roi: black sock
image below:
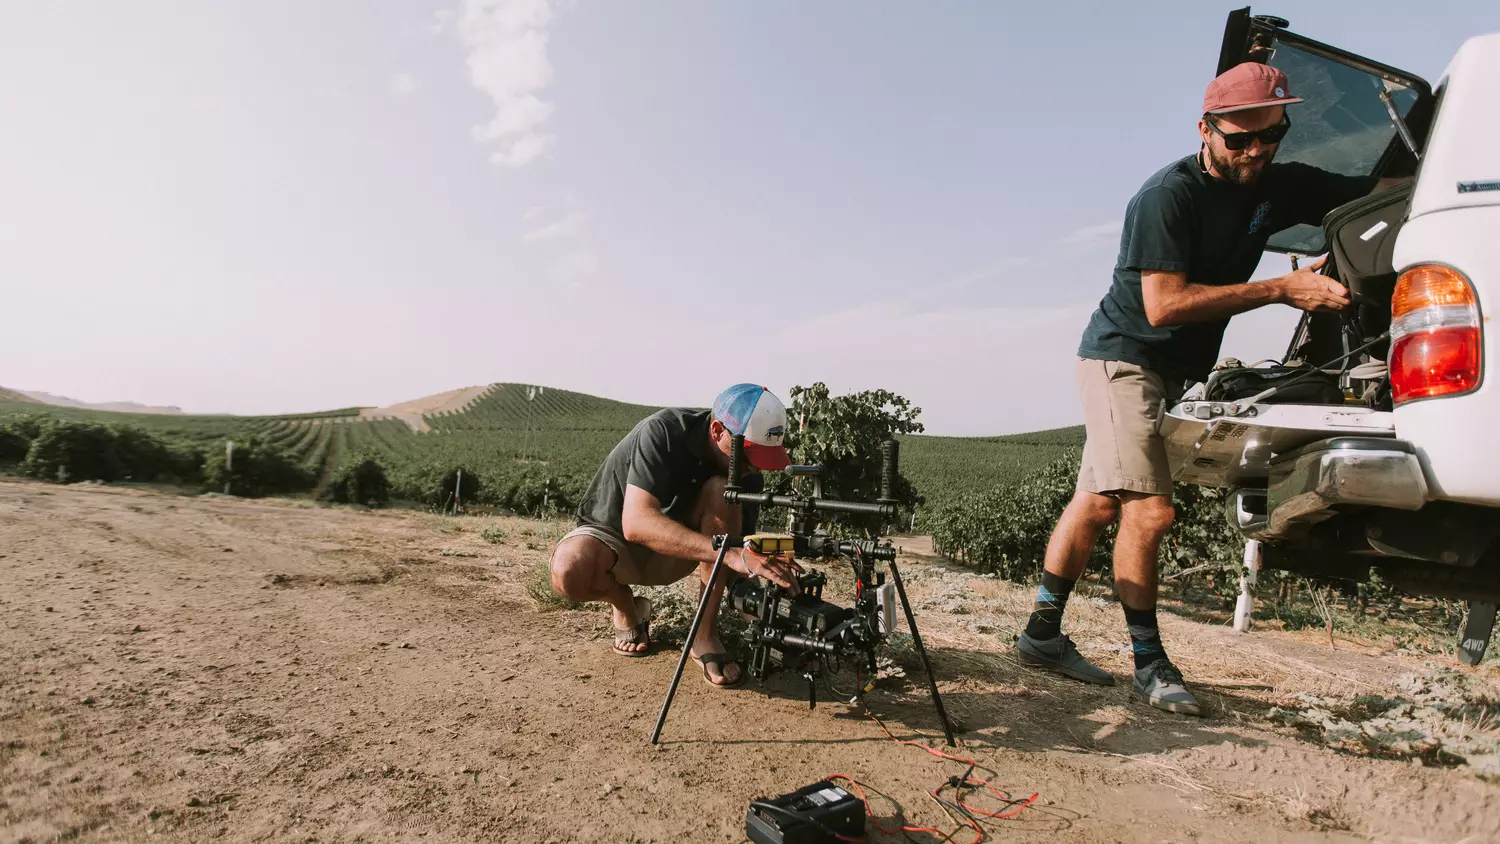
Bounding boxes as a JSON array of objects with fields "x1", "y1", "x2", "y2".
[
  {"x1": 1123, "y1": 605, "x2": 1167, "y2": 670},
  {"x1": 1023, "y1": 571, "x2": 1076, "y2": 641}
]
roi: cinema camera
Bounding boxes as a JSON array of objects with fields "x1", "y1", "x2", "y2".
[{"x1": 649, "y1": 435, "x2": 956, "y2": 746}]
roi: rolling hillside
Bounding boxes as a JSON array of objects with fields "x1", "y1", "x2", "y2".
[
  {"x1": 13, "y1": 389, "x2": 185, "y2": 414},
  {"x1": 0, "y1": 383, "x2": 1081, "y2": 519},
  {"x1": 900, "y1": 426, "x2": 1084, "y2": 519},
  {"x1": 0, "y1": 388, "x2": 41, "y2": 405}
]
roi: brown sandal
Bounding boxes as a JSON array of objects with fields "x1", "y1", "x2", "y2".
[
  {"x1": 691, "y1": 652, "x2": 745, "y2": 689},
  {"x1": 612, "y1": 596, "x2": 652, "y2": 658}
]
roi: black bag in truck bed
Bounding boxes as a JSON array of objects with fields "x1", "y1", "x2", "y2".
[{"x1": 1321, "y1": 180, "x2": 1415, "y2": 358}]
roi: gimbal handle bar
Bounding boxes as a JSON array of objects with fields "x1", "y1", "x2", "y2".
[
  {"x1": 724, "y1": 490, "x2": 895, "y2": 520},
  {"x1": 711, "y1": 533, "x2": 897, "y2": 562},
  {"x1": 723, "y1": 433, "x2": 898, "y2": 520}
]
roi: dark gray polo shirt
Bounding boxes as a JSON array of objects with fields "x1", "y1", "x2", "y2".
[{"x1": 576, "y1": 408, "x2": 762, "y2": 535}]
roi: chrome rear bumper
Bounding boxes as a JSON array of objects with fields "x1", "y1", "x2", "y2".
[
  {"x1": 1230, "y1": 438, "x2": 1429, "y2": 541},
  {"x1": 1161, "y1": 401, "x2": 1396, "y2": 488}
]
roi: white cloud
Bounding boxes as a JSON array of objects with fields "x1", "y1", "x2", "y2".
[
  {"x1": 522, "y1": 204, "x2": 545, "y2": 221},
  {"x1": 552, "y1": 249, "x2": 598, "y2": 282},
  {"x1": 458, "y1": 0, "x2": 557, "y2": 168},
  {"x1": 1057, "y1": 220, "x2": 1123, "y2": 248},
  {"x1": 392, "y1": 73, "x2": 419, "y2": 96},
  {"x1": 524, "y1": 210, "x2": 586, "y2": 241},
  {"x1": 429, "y1": 9, "x2": 456, "y2": 35}
]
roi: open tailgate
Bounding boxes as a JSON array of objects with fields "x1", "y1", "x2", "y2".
[{"x1": 1160, "y1": 400, "x2": 1396, "y2": 488}]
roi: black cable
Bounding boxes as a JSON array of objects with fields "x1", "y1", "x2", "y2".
[
  {"x1": 822, "y1": 657, "x2": 853, "y2": 701},
  {"x1": 1229, "y1": 330, "x2": 1391, "y2": 412}
]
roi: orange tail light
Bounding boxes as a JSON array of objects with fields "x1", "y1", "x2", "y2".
[{"x1": 1389, "y1": 265, "x2": 1482, "y2": 404}]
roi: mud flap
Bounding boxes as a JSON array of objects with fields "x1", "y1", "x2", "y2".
[{"x1": 1459, "y1": 601, "x2": 1497, "y2": 666}]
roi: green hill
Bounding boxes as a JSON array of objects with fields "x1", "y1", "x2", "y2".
[
  {"x1": 0, "y1": 383, "x2": 1080, "y2": 519},
  {"x1": 900, "y1": 426, "x2": 1084, "y2": 522},
  {"x1": 426, "y1": 383, "x2": 668, "y2": 433}
]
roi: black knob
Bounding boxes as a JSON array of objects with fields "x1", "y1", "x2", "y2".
[
  {"x1": 726, "y1": 434, "x2": 745, "y2": 493},
  {"x1": 879, "y1": 439, "x2": 899, "y2": 503}
]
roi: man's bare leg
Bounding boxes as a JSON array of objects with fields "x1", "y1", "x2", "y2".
[
  {"x1": 689, "y1": 475, "x2": 741, "y2": 685},
  {"x1": 550, "y1": 537, "x2": 646, "y2": 654},
  {"x1": 1113, "y1": 491, "x2": 1199, "y2": 714},
  {"x1": 1017, "y1": 489, "x2": 1122, "y2": 684},
  {"x1": 1042, "y1": 490, "x2": 1121, "y2": 581},
  {"x1": 1113, "y1": 492, "x2": 1175, "y2": 668},
  {"x1": 1112, "y1": 492, "x2": 1174, "y2": 612}
]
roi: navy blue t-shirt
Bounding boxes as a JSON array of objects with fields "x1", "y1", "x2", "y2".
[{"x1": 1078, "y1": 152, "x2": 1376, "y2": 383}]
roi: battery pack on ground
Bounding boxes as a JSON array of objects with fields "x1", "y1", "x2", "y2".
[{"x1": 745, "y1": 779, "x2": 865, "y2": 844}]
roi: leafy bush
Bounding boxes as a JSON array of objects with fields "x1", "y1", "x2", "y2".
[
  {"x1": 10, "y1": 419, "x2": 201, "y2": 484},
  {"x1": 22, "y1": 421, "x2": 126, "y2": 482},
  {"x1": 929, "y1": 449, "x2": 1242, "y2": 584},
  {"x1": 483, "y1": 468, "x2": 572, "y2": 516},
  {"x1": 390, "y1": 463, "x2": 482, "y2": 509},
  {"x1": 0, "y1": 423, "x2": 31, "y2": 467},
  {"x1": 113, "y1": 426, "x2": 202, "y2": 483},
  {"x1": 783, "y1": 382, "x2": 924, "y2": 533},
  {"x1": 0, "y1": 414, "x2": 43, "y2": 440},
  {"x1": 202, "y1": 438, "x2": 314, "y2": 498},
  {"x1": 324, "y1": 455, "x2": 390, "y2": 506},
  {"x1": 480, "y1": 525, "x2": 508, "y2": 544},
  {"x1": 929, "y1": 450, "x2": 1114, "y2": 580},
  {"x1": 1159, "y1": 482, "x2": 1244, "y2": 599}
]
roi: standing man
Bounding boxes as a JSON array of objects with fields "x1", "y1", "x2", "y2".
[
  {"x1": 1016, "y1": 63, "x2": 1392, "y2": 714},
  {"x1": 550, "y1": 384, "x2": 801, "y2": 688}
]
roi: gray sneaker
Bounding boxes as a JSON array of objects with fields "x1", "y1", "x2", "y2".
[
  {"x1": 1015, "y1": 632, "x2": 1116, "y2": 686},
  {"x1": 1133, "y1": 659, "x2": 1201, "y2": 715}
]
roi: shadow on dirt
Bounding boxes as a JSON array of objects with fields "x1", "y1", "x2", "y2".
[{"x1": 649, "y1": 632, "x2": 1272, "y2": 762}]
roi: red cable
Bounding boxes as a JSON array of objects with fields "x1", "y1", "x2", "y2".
[
  {"x1": 821, "y1": 710, "x2": 1040, "y2": 843},
  {"x1": 827, "y1": 773, "x2": 972, "y2": 844}
]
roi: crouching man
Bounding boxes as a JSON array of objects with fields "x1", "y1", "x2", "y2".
[{"x1": 549, "y1": 383, "x2": 802, "y2": 688}]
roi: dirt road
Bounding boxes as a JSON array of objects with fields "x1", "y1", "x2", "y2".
[{"x1": 2, "y1": 481, "x2": 1495, "y2": 842}]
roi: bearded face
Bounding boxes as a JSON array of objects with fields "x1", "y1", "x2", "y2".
[
  {"x1": 1204, "y1": 136, "x2": 1271, "y2": 185},
  {"x1": 1199, "y1": 105, "x2": 1286, "y2": 186}
]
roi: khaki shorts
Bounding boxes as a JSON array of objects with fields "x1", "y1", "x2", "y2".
[
  {"x1": 559, "y1": 524, "x2": 699, "y2": 587},
  {"x1": 1075, "y1": 358, "x2": 1185, "y2": 497}
]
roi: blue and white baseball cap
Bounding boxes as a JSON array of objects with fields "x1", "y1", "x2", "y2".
[{"x1": 712, "y1": 384, "x2": 791, "y2": 471}]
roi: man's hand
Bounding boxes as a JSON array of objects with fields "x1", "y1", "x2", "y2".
[
  {"x1": 1275, "y1": 256, "x2": 1349, "y2": 312},
  {"x1": 737, "y1": 547, "x2": 804, "y2": 594}
]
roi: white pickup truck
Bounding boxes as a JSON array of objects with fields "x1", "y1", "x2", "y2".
[{"x1": 1159, "y1": 9, "x2": 1500, "y2": 664}]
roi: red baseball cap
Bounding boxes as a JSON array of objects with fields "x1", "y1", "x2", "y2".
[{"x1": 1203, "y1": 62, "x2": 1304, "y2": 115}]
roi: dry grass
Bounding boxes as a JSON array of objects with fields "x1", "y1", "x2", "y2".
[{"x1": 1284, "y1": 781, "x2": 1351, "y2": 831}]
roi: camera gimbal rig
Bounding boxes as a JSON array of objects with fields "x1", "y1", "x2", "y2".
[{"x1": 649, "y1": 435, "x2": 956, "y2": 746}]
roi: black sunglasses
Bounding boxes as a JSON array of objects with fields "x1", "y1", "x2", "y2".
[{"x1": 1205, "y1": 114, "x2": 1292, "y2": 150}]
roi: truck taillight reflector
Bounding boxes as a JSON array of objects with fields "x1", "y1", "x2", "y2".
[{"x1": 1390, "y1": 265, "x2": 1482, "y2": 404}]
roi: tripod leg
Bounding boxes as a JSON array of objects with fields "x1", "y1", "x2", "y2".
[
  {"x1": 887, "y1": 559, "x2": 957, "y2": 746},
  {"x1": 649, "y1": 539, "x2": 731, "y2": 744}
]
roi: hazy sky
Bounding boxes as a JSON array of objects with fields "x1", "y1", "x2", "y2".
[{"x1": 2, "y1": 2, "x2": 1494, "y2": 434}]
